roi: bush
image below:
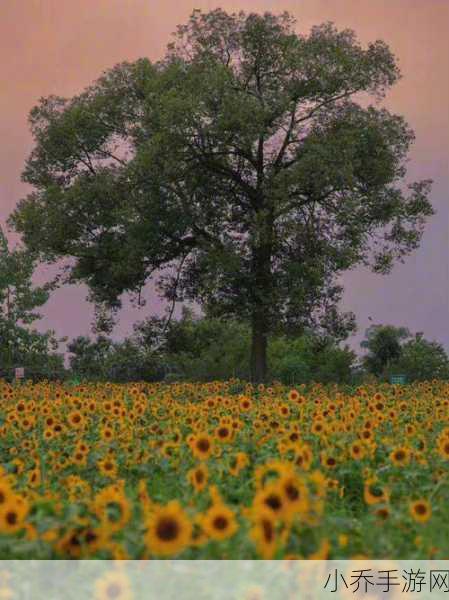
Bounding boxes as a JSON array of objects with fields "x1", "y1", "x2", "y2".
[{"x1": 269, "y1": 335, "x2": 355, "y2": 384}]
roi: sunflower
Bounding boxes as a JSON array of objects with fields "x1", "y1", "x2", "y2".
[
  {"x1": 145, "y1": 500, "x2": 192, "y2": 557},
  {"x1": 250, "y1": 509, "x2": 278, "y2": 559},
  {"x1": 94, "y1": 570, "x2": 132, "y2": 600},
  {"x1": 278, "y1": 404, "x2": 290, "y2": 418},
  {"x1": 0, "y1": 495, "x2": 29, "y2": 534},
  {"x1": 190, "y1": 433, "x2": 213, "y2": 460},
  {"x1": 187, "y1": 464, "x2": 208, "y2": 492},
  {"x1": 350, "y1": 442, "x2": 365, "y2": 460},
  {"x1": 410, "y1": 499, "x2": 432, "y2": 523},
  {"x1": 437, "y1": 438, "x2": 449, "y2": 460},
  {"x1": 201, "y1": 501, "x2": 238, "y2": 541},
  {"x1": 97, "y1": 457, "x2": 118, "y2": 478},
  {"x1": 321, "y1": 452, "x2": 338, "y2": 470},
  {"x1": 390, "y1": 446, "x2": 411, "y2": 467},
  {"x1": 288, "y1": 389, "x2": 300, "y2": 402},
  {"x1": 43, "y1": 428, "x2": 54, "y2": 441},
  {"x1": 214, "y1": 424, "x2": 234, "y2": 444},
  {"x1": 278, "y1": 473, "x2": 309, "y2": 518},
  {"x1": 72, "y1": 451, "x2": 88, "y2": 467},
  {"x1": 239, "y1": 396, "x2": 253, "y2": 412},
  {"x1": 311, "y1": 421, "x2": 326, "y2": 436},
  {"x1": 99, "y1": 426, "x2": 114, "y2": 443},
  {"x1": 67, "y1": 411, "x2": 85, "y2": 430},
  {"x1": 93, "y1": 485, "x2": 131, "y2": 533},
  {"x1": 360, "y1": 429, "x2": 373, "y2": 442},
  {"x1": 364, "y1": 478, "x2": 389, "y2": 505},
  {"x1": 253, "y1": 482, "x2": 286, "y2": 519}
]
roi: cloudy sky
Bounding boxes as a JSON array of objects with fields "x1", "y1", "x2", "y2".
[{"x1": 1, "y1": 0, "x2": 448, "y2": 351}]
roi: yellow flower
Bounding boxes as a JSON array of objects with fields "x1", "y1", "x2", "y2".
[
  {"x1": 93, "y1": 485, "x2": 130, "y2": 533},
  {"x1": 0, "y1": 495, "x2": 29, "y2": 534},
  {"x1": 390, "y1": 446, "x2": 411, "y2": 467},
  {"x1": 253, "y1": 482, "x2": 286, "y2": 520},
  {"x1": 190, "y1": 433, "x2": 213, "y2": 460},
  {"x1": 97, "y1": 456, "x2": 118, "y2": 478},
  {"x1": 201, "y1": 501, "x2": 238, "y2": 541},
  {"x1": 187, "y1": 464, "x2": 208, "y2": 492},
  {"x1": 250, "y1": 509, "x2": 278, "y2": 559},
  {"x1": 410, "y1": 499, "x2": 432, "y2": 523},
  {"x1": 145, "y1": 500, "x2": 192, "y2": 557},
  {"x1": 364, "y1": 478, "x2": 389, "y2": 505}
]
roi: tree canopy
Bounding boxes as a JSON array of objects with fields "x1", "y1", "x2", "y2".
[{"x1": 10, "y1": 9, "x2": 433, "y2": 381}]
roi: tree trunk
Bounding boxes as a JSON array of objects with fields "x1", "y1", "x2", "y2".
[
  {"x1": 249, "y1": 211, "x2": 273, "y2": 384},
  {"x1": 251, "y1": 309, "x2": 268, "y2": 384}
]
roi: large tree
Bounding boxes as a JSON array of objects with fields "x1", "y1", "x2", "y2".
[{"x1": 10, "y1": 10, "x2": 433, "y2": 381}]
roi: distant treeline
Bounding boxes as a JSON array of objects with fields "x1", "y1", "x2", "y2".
[{"x1": 3, "y1": 309, "x2": 447, "y2": 385}]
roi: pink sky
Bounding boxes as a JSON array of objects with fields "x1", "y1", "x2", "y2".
[{"x1": 1, "y1": 0, "x2": 448, "y2": 350}]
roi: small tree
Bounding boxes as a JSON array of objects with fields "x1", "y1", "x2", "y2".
[
  {"x1": 67, "y1": 335, "x2": 113, "y2": 380},
  {"x1": 0, "y1": 228, "x2": 63, "y2": 378},
  {"x1": 361, "y1": 324, "x2": 411, "y2": 377},
  {"x1": 67, "y1": 335, "x2": 164, "y2": 382}
]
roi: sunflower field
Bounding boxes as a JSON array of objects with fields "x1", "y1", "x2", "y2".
[{"x1": 0, "y1": 379, "x2": 448, "y2": 559}]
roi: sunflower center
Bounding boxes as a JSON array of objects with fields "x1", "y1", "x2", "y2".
[
  {"x1": 415, "y1": 503, "x2": 427, "y2": 515},
  {"x1": 369, "y1": 485, "x2": 384, "y2": 498},
  {"x1": 265, "y1": 494, "x2": 282, "y2": 511},
  {"x1": 197, "y1": 439, "x2": 210, "y2": 452},
  {"x1": 156, "y1": 517, "x2": 180, "y2": 541},
  {"x1": 213, "y1": 516, "x2": 228, "y2": 530},
  {"x1": 6, "y1": 511, "x2": 17, "y2": 525},
  {"x1": 285, "y1": 483, "x2": 300, "y2": 501}
]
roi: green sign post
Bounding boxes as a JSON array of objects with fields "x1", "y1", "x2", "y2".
[{"x1": 390, "y1": 374, "x2": 407, "y2": 385}]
